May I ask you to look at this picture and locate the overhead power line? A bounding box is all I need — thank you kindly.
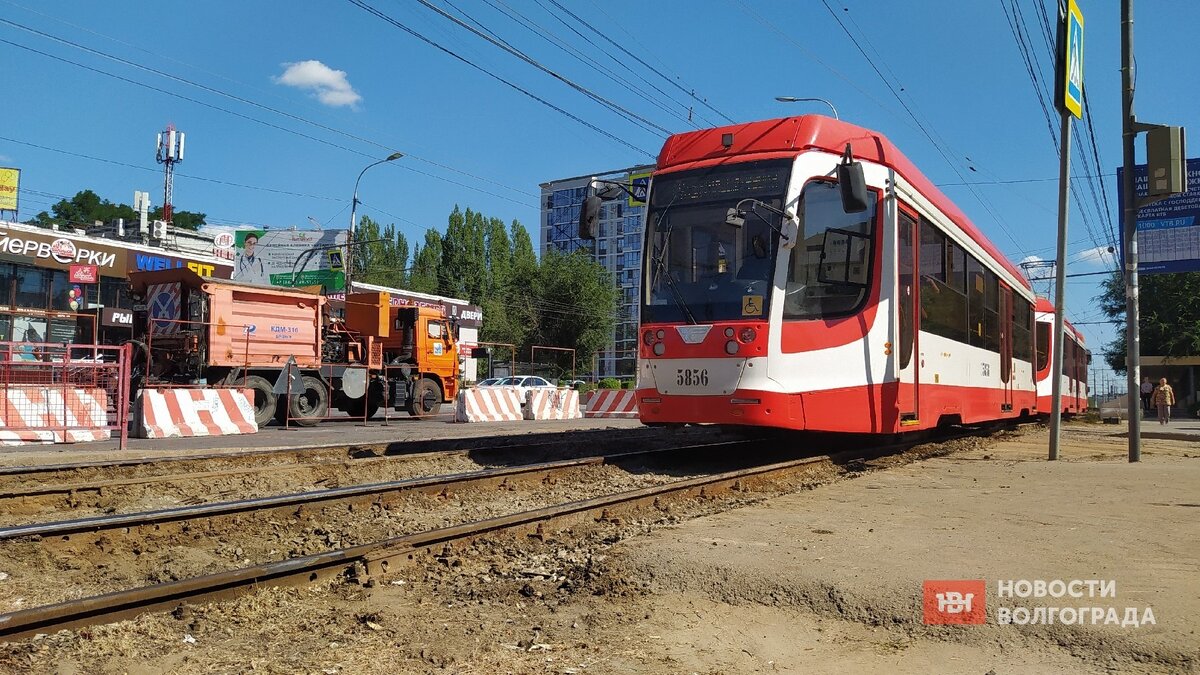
[559,0,737,125]
[479,0,701,129]
[0,17,539,204]
[817,1,1030,260]
[410,0,672,137]
[346,0,654,158]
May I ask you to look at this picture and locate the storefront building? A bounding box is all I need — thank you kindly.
[0,220,231,345]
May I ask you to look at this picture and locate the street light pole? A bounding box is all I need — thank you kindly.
[774,96,840,119]
[348,151,403,291]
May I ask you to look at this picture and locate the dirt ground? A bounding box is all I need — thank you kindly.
[1,422,1196,674]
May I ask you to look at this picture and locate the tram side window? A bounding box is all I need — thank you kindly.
[983,270,999,352]
[965,255,1002,354]
[1070,333,1080,381]
[1036,321,1050,370]
[1012,297,1033,365]
[918,219,967,343]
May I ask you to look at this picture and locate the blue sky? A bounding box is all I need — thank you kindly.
[2,0,1198,386]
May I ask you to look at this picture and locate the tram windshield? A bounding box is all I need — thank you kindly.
[642,160,791,324]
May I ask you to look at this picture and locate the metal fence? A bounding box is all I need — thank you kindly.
[0,341,131,449]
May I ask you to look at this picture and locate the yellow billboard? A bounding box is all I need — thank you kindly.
[0,167,19,212]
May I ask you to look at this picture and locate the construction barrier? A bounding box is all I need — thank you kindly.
[0,386,111,445]
[583,389,639,418]
[455,387,524,423]
[135,387,258,439]
[0,342,131,448]
[525,388,583,420]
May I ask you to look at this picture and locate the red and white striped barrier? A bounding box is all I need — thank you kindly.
[455,387,525,422]
[583,389,639,418]
[525,389,582,420]
[135,387,258,439]
[0,386,110,445]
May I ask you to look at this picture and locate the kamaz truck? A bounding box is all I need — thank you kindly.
[128,268,460,426]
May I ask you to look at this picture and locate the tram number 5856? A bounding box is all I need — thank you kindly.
[676,368,709,387]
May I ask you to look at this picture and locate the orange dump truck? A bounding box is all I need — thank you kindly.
[127,268,460,425]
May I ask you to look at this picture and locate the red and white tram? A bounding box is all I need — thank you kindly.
[582,115,1043,433]
[1034,299,1089,415]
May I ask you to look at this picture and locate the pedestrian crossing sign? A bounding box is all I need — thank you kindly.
[1060,0,1084,119]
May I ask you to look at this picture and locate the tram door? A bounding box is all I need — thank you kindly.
[897,212,919,425]
[999,284,1014,411]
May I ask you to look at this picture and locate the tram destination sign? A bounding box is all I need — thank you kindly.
[1117,157,1200,274]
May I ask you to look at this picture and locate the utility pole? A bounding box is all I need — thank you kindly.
[1121,0,1141,462]
[1119,0,1188,461]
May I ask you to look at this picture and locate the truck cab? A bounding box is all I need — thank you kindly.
[378,305,460,416]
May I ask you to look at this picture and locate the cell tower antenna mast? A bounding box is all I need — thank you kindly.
[155,124,185,225]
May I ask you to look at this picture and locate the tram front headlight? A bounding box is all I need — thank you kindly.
[725,340,739,355]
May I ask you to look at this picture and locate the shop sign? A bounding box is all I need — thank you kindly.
[0,229,126,273]
[69,265,99,284]
[130,251,231,279]
[100,307,134,327]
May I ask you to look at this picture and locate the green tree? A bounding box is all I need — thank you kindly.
[1099,270,1200,372]
[510,219,537,281]
[150,207,206,231]
[408,229,443,294]
[484,217,512,296]
[439,206,486,301]
[31,189,204,230]
[529,249,618,367]
[394,230,410,287]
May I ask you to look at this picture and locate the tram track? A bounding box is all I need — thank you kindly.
[0,425,1020,641]
[0,425,702,488]
[0,427,729,523]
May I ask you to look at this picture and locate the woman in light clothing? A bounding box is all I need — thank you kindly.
[1150,378,1176,425]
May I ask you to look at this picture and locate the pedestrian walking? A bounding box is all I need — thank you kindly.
[1140,376,1154,413]
[1151,378,1175,425]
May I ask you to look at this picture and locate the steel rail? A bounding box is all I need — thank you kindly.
[0,441,754,541]
[0,425,689,480]
[0,442,898,640]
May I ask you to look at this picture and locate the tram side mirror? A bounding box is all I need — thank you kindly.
[725,208,745,228]
[578,194,601,240]
[837,143,869,213]
[595,184,623,200]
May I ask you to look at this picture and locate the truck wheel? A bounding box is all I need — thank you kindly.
[283,375,328,426]
[348,391,381,420]
[408,378,441,418]
[242,375,278,428]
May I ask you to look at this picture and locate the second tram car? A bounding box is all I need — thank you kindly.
[582,115,1044,433]
[1034,299,1089,415]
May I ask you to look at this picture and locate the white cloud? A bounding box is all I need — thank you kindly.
[0,155,12,164]
[1074,245,1116,267]
[274,60,362,108]
[1019,255,1045,266]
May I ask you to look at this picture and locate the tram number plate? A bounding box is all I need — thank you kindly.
[675,368,709,387]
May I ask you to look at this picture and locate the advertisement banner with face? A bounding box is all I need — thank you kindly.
[232,229,348,290]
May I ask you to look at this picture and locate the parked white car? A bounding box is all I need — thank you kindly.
[484,375,557,401]
[475,377,504,387]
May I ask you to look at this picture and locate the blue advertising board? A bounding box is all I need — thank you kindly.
[1117,157,1200,274]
